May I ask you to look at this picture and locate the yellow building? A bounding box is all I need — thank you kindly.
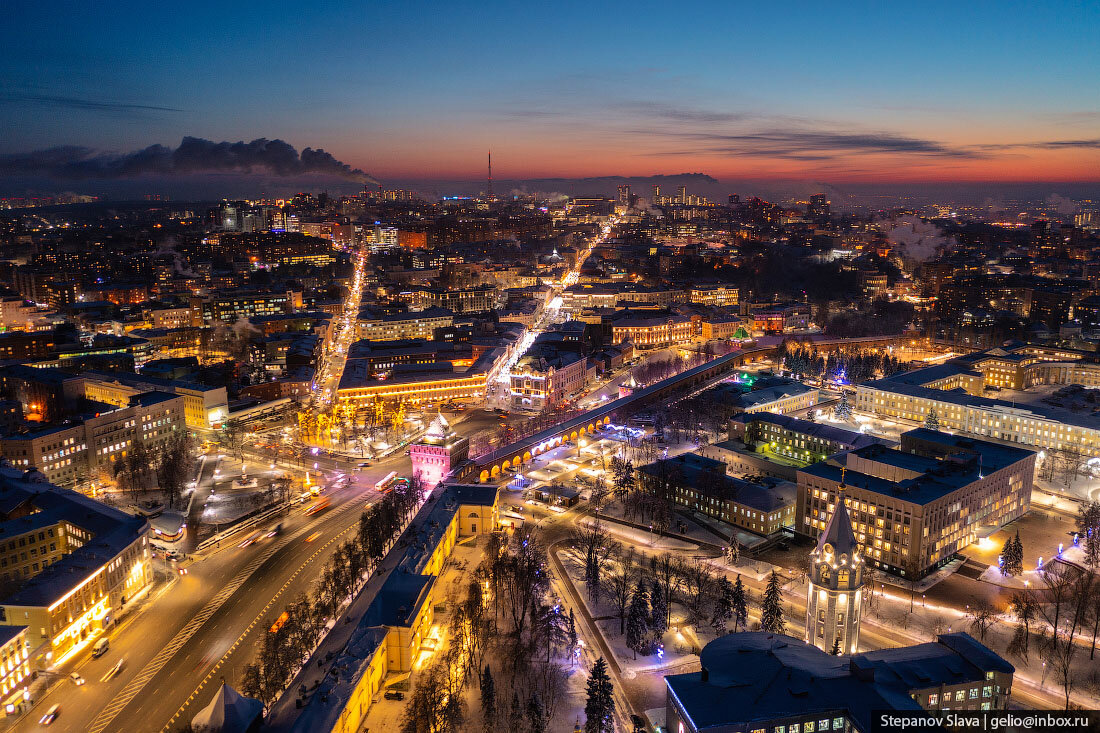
[290,484,499,733]
[82,371,228,429]
[336,348,504,408]
[0,466,151,660]
[0,626,33,715]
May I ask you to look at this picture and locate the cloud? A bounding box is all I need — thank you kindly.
[1,92,182,114]
[612,101,752,124]
[627,128,981,160]
[975,139,1100,152]
[0,137,379,185]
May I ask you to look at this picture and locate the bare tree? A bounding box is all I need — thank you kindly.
[608,553,637,635]
[1010,592,1038,661]
[966,599,996,642]
[1037,564,1093,709]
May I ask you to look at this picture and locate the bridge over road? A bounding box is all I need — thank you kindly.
[456,345,776,482]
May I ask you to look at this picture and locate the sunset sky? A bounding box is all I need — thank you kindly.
[2,0,1098,186]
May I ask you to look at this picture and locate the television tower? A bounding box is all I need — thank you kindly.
[487,149,496,202]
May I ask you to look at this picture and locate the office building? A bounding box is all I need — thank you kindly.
[355,307,454,342]
[855,345,1100,456]
[797,429,1035,577]
[82,371,228,429]
[1,391,185,487]
[286,484,499,733]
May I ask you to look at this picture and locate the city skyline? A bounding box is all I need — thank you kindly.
[2,1,1098,191]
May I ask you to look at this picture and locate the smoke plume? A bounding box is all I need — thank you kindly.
[1045,193,1078,217]
[0,137,379,185]
[881,215,955,263]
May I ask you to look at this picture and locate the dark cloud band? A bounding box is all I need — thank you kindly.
[0,137,379,185]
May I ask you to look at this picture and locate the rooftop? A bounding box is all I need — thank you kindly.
[863,377,1100,431]
[0,465,148,607]
[666,632,1011,732]
[639,453,796,513]
[733,412,892,449]
[798,429,1035,506]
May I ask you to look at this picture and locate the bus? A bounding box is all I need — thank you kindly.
[375,471,399,493]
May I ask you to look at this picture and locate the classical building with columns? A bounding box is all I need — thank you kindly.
[806,479,864,655]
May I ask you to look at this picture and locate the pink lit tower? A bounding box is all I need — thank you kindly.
[409,413,469,489]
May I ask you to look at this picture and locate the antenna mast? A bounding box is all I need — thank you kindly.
[487,149,495,202]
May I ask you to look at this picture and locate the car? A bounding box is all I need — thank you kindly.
[510,504,525,513]
[69,672,84,686]
[239,532,262,548]
[384,690,405,701]
[166,550,184,561]
[102,659,124,682]
[39,704,60,725]
[357,461,371,468]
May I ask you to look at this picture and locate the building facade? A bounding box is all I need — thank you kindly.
[409,414,470,489]
[0,466,152,660]
[797,429,1035,578]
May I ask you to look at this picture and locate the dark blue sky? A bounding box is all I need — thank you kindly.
[2,0,1098,184]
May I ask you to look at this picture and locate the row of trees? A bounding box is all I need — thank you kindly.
[239,476,424,708]
[574,516,787,653]
[402,527,575,733]
[629,350,712,388]
[776,341,905,383]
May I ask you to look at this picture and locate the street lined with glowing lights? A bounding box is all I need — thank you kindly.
[6,451,411,733]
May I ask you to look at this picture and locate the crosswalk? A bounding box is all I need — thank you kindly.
[162,503,368,730]
[86,493,372,733]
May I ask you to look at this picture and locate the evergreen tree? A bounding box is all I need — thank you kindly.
[649,580,669,638]
[731,575,748,632]
[710,576,734,635]
[1009,533,1024,575]
[830,636,842,655]
[1079,501,1100,568]
[509,690,523,733]
[526,693,546,733]
[584,657,615,733]
[626,582,650,658]
[1000,536,1016,576]
[833,391,853,421]
[924,407,940,430]
[566,608,579,666]
[761,571,785,634]
[480,665,497,733]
